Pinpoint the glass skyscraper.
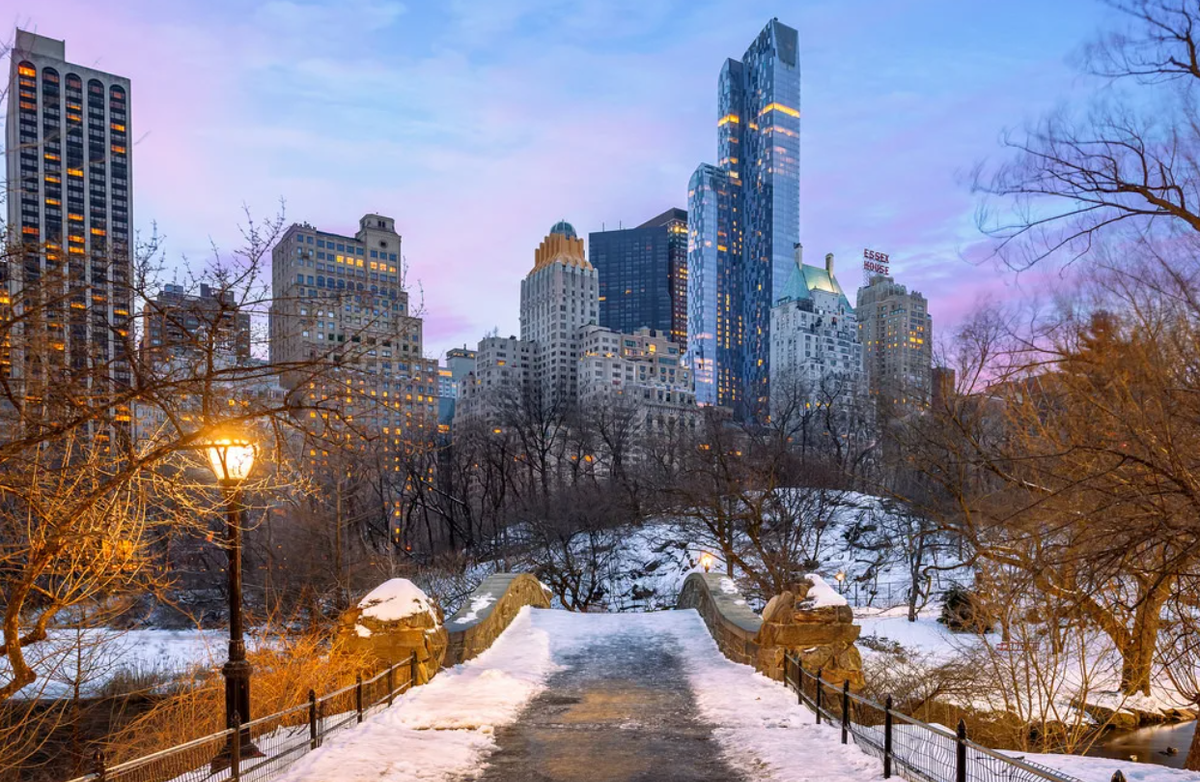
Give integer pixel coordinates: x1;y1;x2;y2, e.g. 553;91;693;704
688;18;801;419
589;208;688;345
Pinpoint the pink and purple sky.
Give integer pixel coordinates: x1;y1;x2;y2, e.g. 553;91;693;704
9;0;1117;359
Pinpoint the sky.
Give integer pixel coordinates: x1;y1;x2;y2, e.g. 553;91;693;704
6;0;1122;360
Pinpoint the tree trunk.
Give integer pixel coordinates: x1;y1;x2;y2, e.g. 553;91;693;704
1118;586;1167;696
1185;704;1200;771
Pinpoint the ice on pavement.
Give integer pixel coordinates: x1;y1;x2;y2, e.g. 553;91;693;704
276;608;885;782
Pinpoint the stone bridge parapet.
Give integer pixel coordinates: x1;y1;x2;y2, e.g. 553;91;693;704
677;572;864;689
443;573;552;667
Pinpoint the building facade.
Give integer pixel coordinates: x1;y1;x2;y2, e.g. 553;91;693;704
140;283;251;369
7;30;133;393
589;208;687;345
455;335;534;428
269;214;438;439
437;346;477;428
856;273;933;411
577;324;696;435
519;221;599;410
769;246;862;420
688;18;801;420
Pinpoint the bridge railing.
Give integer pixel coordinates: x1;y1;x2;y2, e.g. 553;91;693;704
783;653;1089;782
64;653;418;782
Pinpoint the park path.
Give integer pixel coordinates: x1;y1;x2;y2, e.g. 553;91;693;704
277;609;883;782
472;624;744;782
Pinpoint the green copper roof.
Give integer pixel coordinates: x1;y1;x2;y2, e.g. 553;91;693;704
776;261;852;311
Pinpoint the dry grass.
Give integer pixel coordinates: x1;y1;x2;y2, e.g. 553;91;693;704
104;626;375;764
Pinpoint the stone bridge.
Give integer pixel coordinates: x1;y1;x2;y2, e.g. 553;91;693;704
305;571;872;782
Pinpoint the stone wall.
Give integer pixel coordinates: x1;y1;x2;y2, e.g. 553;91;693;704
443;573;552;667
677;573;765;668
676;572;864;689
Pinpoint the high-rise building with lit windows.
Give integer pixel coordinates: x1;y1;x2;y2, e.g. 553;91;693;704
6;30;133;395
589;208;688;346
856;273;933;411
269;214;438;442
520;221;599;409
688;18;800;420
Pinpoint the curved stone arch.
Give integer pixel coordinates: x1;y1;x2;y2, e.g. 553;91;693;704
443;573;552;667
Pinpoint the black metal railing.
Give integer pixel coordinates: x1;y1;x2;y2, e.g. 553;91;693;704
66;653;419;782
783;653;1106;782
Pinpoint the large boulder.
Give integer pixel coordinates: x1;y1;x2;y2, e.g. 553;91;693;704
337;579;447;684
755;574;864;690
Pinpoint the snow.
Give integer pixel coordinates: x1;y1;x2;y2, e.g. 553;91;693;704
670;609;885;782
277;608;888;782
447;593;496;628
277;607;556;782
357;578;438;624
856;602;972;663
1017;752;1200;782
0;628;228;700
803;573;848;608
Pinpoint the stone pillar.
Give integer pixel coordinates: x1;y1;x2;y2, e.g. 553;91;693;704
336;579;448;685
754;577;864;689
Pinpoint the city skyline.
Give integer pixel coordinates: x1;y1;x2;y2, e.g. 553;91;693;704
7;0;1118;360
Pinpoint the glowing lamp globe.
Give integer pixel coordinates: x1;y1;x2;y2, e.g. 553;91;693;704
206;436;257;484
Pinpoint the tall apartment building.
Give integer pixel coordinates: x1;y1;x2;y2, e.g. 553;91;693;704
140;283;251;369
7;30;133;394
577;324;696;434
769;246;862;420
856;273;933;410
269;214;438;439
455;335;534;428
589;208;688;345
688;19;800;420
519;221;599;409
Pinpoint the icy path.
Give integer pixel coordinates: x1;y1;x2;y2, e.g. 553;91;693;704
278;608;883;781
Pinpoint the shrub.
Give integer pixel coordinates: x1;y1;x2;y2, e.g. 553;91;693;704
939;584;993;633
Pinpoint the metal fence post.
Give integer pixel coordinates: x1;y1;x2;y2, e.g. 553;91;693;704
1111;773;1126;782
387;666;395;706
841;679;850;744
93;749;106;782
231;712;242;782
815;669;823;725
410;652;419;688
356;674;364;724
796;659;804;706
308;689;318;751
956;719;968;782
884;695;893;779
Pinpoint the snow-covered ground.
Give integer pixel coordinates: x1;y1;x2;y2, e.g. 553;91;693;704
1;627;228;700
275;607;883;782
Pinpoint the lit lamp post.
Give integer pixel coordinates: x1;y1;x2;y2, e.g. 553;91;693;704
205;434;261;764
700;552;714;573
835;570;846;595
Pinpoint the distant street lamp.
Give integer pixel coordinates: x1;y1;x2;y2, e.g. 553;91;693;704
700;552;714;573
835;570;847;594
205;433;262;765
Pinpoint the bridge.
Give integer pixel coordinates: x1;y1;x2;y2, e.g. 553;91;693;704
76;574;1106;782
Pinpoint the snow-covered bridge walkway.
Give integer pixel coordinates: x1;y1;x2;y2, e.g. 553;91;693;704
278;608;883;782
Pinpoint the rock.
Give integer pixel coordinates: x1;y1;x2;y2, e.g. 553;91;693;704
754;575;865;690
336;578;448;685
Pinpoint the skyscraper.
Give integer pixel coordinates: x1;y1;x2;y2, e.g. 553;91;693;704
520;221;599;408
589;208;688;345
688;18;801;419
769;246;862;420
856;273;933;411
7;30;133;393
269;214;438;440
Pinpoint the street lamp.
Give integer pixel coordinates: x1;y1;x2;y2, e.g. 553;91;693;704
700;552;714;573
835;570;846;595
205;433;262;765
